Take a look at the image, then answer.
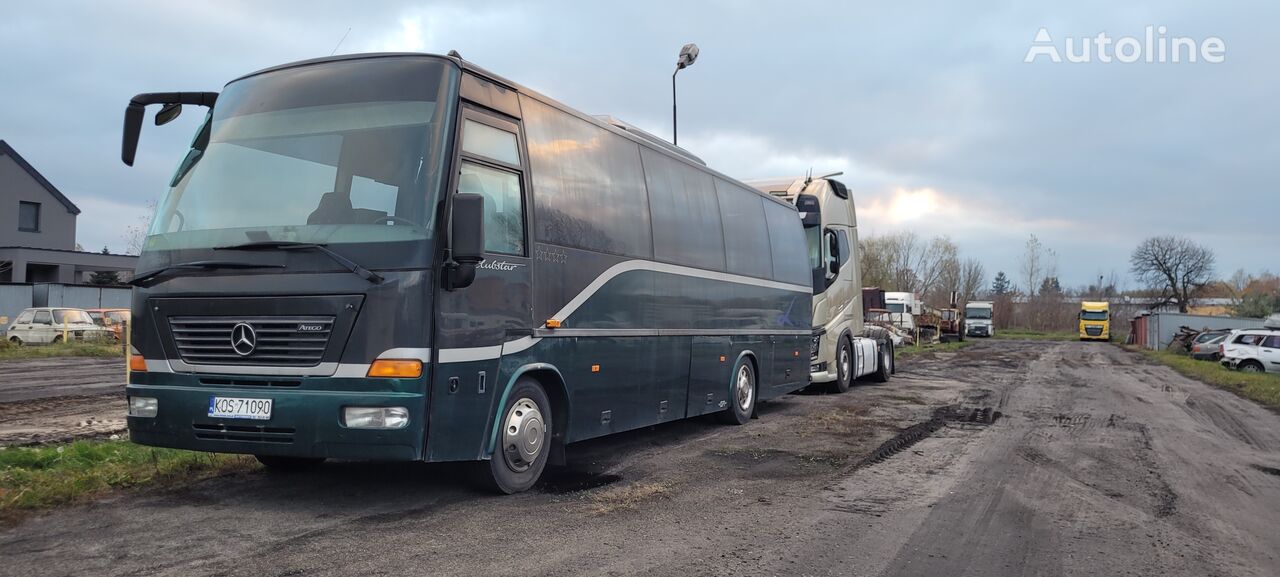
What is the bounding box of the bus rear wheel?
[255,455,325,472]
[480,378,553,494]
[718,357,756,425]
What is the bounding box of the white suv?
[1220,328,1280,374]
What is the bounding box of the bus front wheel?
[481,378,553,494]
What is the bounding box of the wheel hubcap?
[502,398,545,472]
[840,347,850,379]
[736,365,754,411]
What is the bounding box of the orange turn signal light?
[129,354,148,373]
[367,359,423,378]
[546,319,562,329]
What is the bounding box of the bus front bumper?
[126,383,425,461]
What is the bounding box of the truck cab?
[750,176,893,392]
[884,292,918,332]
[1079,301,1110,341]
[964,301,995,338]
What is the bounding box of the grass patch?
[992,329,1080,341]
[588,481,671,514]
[0,340,124,360]
[0,440,256,523]
[1137,349,1280,409]
[896,339,974,360]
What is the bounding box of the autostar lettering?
[477,260,525,272]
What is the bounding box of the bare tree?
[915,236,957,301]
[123,200,157,255]
[1020,234,1044,296]
[1227,268,1253,305]
[859,232,963,301]
[1130,236,1216,313]
[959,258,986,303]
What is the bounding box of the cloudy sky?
[2,0,1274,289]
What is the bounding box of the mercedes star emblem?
[230,322,257,356]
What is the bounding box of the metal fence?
[1140,312,1266,350]
[0,283,131,334]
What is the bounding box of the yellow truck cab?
[1079,301,1110,341]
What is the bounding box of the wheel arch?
[486,363,570,459]
[729,349,761,418]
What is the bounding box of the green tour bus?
[120,52,813,493]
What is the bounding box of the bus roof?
[231,52,789,209]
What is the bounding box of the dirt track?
[2,341,1279,576]
[0,357,126,445]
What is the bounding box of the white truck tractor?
[751,175,895,392]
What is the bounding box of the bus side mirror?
[446,193,485,290]
[452,193,485,265]
[155,103,183,126]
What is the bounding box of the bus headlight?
[343,406,409,429]
[128,396,158,418]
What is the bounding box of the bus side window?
[458,161,525,256]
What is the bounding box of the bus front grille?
[168,316,334,367]
[192,423,295,443]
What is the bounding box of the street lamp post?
[672,43,699,146]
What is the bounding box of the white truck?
[964,301,995,337]
[751,175,894,392]
[884,291,920,331]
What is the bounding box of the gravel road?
[0,357,125,445]
[2,341,1278,577]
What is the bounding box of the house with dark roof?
[1,140,137,283]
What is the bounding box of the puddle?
[1251,464,1280,477]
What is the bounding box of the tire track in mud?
[856,405,1001,468]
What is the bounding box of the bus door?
[428,108,534,461]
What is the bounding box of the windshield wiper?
[130,260,285,288]
[213,241,384,284]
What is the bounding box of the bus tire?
[829,338,853,394]
[872,345,891,383]
[255,455,325,472]
[481,378,553,494]
[719,356,757,425]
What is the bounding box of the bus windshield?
[965,307,992,319]
[144,58,456,252]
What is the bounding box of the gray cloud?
[1,0,1272,286]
